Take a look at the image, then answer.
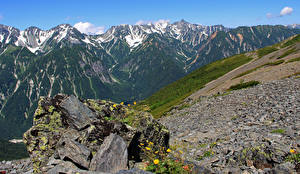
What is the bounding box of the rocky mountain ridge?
[0,21,299,139]
[0,20,227,54]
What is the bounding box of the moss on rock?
[23,95,169,173]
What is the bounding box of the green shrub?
[281,34,300,48]
[263,60,285,66]
[234,68,260,79]
[271,129,285,134]
[286,153,300,163]
[197,150,214,160]
[229,80,260,90]
[177,103,191,110]
[278,48,297,59]
[286,57,300,63]
[257,46,278,58]
[140,140,193,173]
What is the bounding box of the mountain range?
[0,20,299,139]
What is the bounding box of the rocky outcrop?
[23,94,169,173]
[0,158,33,174]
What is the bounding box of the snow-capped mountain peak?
[0,20,231,53]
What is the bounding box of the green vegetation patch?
[271,129,285,134]
[263,60,285,66]
[197,150,214,160]
[234,60,285,79]
[0,139,29,161]
[286,57,300,63]
[278,47,297,59]
[139,54,253,118]
[234,67,261,79]
[229,80,260,91]
[281,34,300,48]
[177,103,191,110]
[257,46,278,58]
[286,153,300,163]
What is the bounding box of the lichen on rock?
[23,94,169,173]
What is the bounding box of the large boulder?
[90,133,128,172]
[23,94,169,173]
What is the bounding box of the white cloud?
[135,19,170,26]
[154,19,170,25]
[280,7,293,16]
[74,22,105,35]
[266,13,273,19]
[135,20,152,25]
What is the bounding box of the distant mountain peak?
[286,24,300,29]
[178,19,189,24]
[25,26,41,31]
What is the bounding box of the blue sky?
[0,0,299,33]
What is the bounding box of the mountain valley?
[0,20,299,139]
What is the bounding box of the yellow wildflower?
[153,159,159,165]
[120,102,124,105]
[290,149,296,153]
[167,148,171,153]
[140,143,144,146]
[149,142,154,145]
[113,104,117,108]
[155,151,158,154]
[128,104,131,107]
[133,101,137,105]
[179,150,183,154]
[145,147,151,151]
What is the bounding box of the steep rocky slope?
[160,76,300,173]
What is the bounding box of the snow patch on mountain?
[125,25,147,48]
[96,27,115,43]
[55,27,68,42]
[0,34,3,42]
[125,34,144,48]
[0,20,231,54]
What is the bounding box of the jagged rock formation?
[23,94,169,173]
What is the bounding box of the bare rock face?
[57,137,91,169]
[60,95,98,130]
[90,133,128,172]
[23,94,169,173]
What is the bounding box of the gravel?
[160,77,300,173]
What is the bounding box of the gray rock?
[117,168,153,174]
[60,95,97,130]
[47,161,96,174]
[23,169,34,174]
[271,162,296,173]
[57,136,91,169]
[90,133,128,173]
[159,77,300,172]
